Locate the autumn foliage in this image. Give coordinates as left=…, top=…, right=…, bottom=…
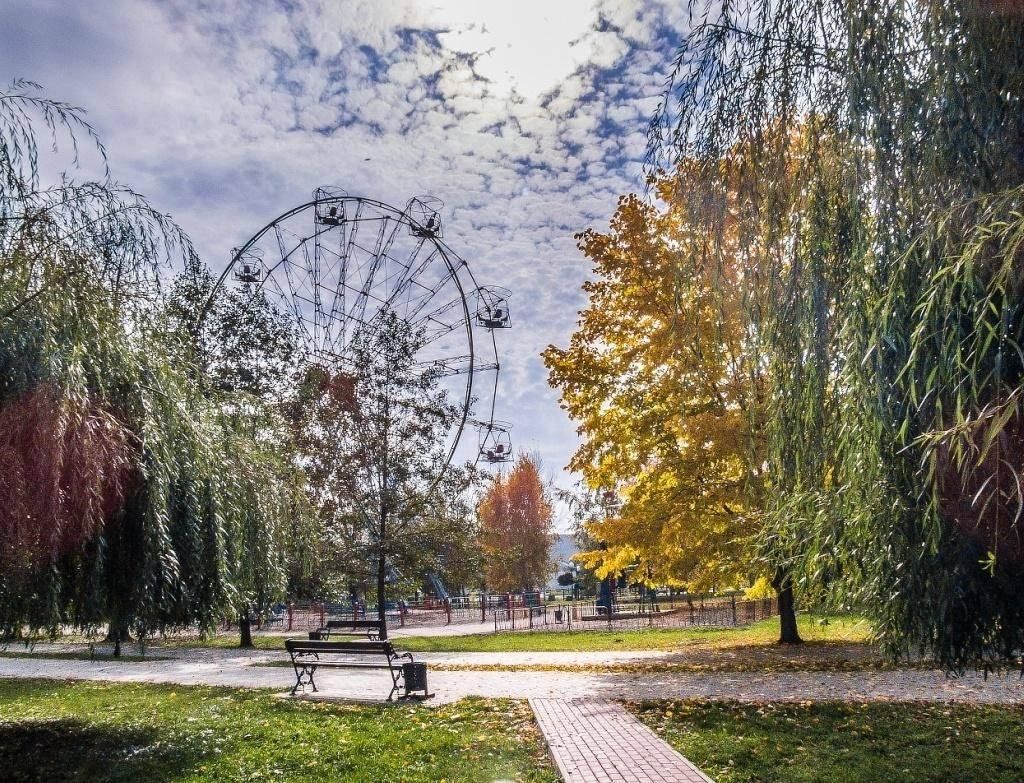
left=0, top=385, right=134, bottom=571
left=543, top=172, right=757, bottom=592
left=478, top=455, right=554, bottom=592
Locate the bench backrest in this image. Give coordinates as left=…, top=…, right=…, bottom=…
left=286, top=638, right=395, bottom=656
left=325, top=619, right=384, bottom=631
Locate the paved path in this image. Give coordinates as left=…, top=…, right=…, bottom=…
left=532, top=699, right=712, bottom=783
left=4, top=649, right=1024, bottom=783
left=1, top=651, right=1023, bottom=705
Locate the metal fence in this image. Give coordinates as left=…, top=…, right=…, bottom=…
left=492, top=596, right=778, bottom=633
left=160, top=592, right=777, bottom=638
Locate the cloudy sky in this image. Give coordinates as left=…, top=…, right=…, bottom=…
left=3, top=0, right=688, bottom=517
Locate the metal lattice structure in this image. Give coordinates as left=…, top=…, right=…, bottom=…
left=209, top=188, right=510, bottom=477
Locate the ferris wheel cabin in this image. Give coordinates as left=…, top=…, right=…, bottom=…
left=478, top=421, right=513, bottom=464
left=406, top=196, right=444, bottom=238
left=232, top=250, right=264, bottom=283
left=476, top=286, right=512, bottom=329
left=314, top=186, right=348, bottom=226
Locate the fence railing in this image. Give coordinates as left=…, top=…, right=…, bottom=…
left=208, top=593, right=777, bottom=635
left=492, top=596, right=778, bottom=633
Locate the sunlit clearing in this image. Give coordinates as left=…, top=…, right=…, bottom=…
left=424, top=0, right=598, bottom=98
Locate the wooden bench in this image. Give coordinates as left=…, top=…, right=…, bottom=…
left=308, top=619, right=384, bottom=641
left=284, top=638, right=431, bottom=700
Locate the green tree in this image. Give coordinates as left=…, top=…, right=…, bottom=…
left=651, top=2, right=1024, bottom=667
left=289, top=311, right=475, bottom=638
left=161, top=258, right=306, bottom=647
left=0, top=81, right=292, bottom=653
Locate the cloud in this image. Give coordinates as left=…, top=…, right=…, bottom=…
left=0, top=0, right=689, bottom=515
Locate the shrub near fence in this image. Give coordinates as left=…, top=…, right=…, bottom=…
left=493, top=596, right=778, bottom=633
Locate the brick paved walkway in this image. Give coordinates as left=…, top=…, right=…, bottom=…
left=531, top=698, right=713, bottom=783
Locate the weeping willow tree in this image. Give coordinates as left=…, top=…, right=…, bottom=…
left=0, top=81, right=288, bottom=651
left=649, top=2, right=1024, bottom=668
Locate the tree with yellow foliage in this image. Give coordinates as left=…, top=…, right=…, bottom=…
left=544, top=170, right=801, bottom=640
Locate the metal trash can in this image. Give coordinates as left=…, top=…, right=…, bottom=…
left=402, top=662, right=430, bottom=697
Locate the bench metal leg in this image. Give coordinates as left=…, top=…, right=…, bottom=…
left=387, top=666, right=404, bottom=701
left=291, top=663, right=318, bottom=694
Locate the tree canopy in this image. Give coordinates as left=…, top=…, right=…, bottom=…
left=289, top=311, right=478, bottom=635
left=543, top=173, right=755, bottom=593
left=649, top=1, right=1024, bottom=668
left=0, top=82, right=291, bottom=648
left=479, top=454, right=554, bottom=593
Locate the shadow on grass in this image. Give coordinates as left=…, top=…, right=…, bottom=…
left=0, top=720, right=196, bottom=783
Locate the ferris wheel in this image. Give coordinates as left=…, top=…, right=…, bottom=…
left=209, top=187, right=512, bottom=476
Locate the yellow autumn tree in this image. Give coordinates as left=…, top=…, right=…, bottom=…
left=543, top=169, right=758, bottom=594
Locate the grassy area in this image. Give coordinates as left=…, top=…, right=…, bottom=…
left=395, top=614, right=872, bottom=653
left=153, top=634, right=288, bottom=651
left=11, top=617, right=879, bottom=673
left=0, top=680, right=556, bottom=783
left=632, top=700, right=1024, bottom=783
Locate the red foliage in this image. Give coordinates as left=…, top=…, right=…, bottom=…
left=479, top=456, right=554, bottom=592
left=323, top=372, right=358, bottom=412
left=937, top=409, right=1024, bottom=564
left=0, top=385, right=135, bottom=569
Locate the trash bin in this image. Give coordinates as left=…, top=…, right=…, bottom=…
left=554, top=608, right=564, bottom=623
left=402, top=662, right=430, bottom=697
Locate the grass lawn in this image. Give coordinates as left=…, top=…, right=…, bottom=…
left=14, top=616, right=882, bottom=672
left=0, top=680, right=556, bottom=783
left=153, top=634, right=288, bottom=651
left=632, top=700, right=1024, bottom=783
left=395, top=614, right=872, bottom=653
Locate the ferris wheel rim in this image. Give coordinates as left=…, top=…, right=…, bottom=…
left=201, top=192, right=502, bottom=488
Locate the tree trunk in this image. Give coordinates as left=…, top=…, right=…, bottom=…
left=105, top=624, right=131, bottom=657
left=376, top=551, right=389, bottom=640
left=773, top=567, right=802, bottom=644
left=239, top=612, right=254, bottom=649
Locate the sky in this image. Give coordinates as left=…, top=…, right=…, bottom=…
left=2, top=0, right=689, bottom=523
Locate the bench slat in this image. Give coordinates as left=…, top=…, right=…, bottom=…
left=292, top=662, right=394, bottom=669
left=286, top=640, right=394, bottom=654
left=325, top=619, right=383, bottom=629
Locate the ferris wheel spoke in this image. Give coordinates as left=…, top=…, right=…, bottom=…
left=313, top=246, right=349, bottom=357
left=260, top=269, right=318, bottom=352
left=413, top=355, right=498, bottom=378
left=404, top=270, right=463, bottom=326
left=350, top=218, right=403, bottom=326
left=419, top=316, right=465, bottom=348
left=331, top=199, right=365, bottom=350
left=265, top=224, right=316, bottom=343
left=413, top=355, right=472, bottom=378
left=314, top=275, right=395, bottom=329
left=302, top=235, right=327, bottom=355
left=408, top=293, right=465, bottom=331
left=380, top=243, right=437, bottom=312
